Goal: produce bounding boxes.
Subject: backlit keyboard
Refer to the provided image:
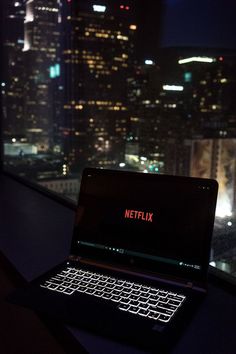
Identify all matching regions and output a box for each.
[40,267,186,323]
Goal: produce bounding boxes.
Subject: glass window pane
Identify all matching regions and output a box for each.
[2,0,236,279]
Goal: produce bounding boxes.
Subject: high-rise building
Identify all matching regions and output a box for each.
[23,0,62,151]
[62,0,136,173]
[2,0,25,140]
[127,59,189,175]
[176,53,236,139]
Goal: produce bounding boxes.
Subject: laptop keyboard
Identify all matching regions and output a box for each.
[40,267,186,323]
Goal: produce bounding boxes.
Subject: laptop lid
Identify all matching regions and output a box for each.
[71,168,218,289]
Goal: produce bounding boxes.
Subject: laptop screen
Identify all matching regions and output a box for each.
[71,168,218,285]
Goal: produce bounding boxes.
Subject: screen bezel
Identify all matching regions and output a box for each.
[71,168,218,285]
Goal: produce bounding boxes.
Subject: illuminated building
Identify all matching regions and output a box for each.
[62,0,136,172]
[176,53,236,139]
[127,60,187,175]
[2,0,25,139]
[23,0,62,151]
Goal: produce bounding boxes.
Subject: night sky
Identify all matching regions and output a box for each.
[136,0,236,60]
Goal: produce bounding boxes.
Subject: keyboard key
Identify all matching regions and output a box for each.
[123,287,131,294]
[119,303,130,311]
[160,302,178,311]
[132,284,141,290]
[117,280,125,286]
[63,288,74,295]
[148,299,158,307]
[102,293,112,300]
[56,286,66,292]
[159,314,171,323]
[138,308,149,317]
[148,311,159,320]
[111,295,120,302]
[124,282,133,288]
[139,296,148,304]
[85,288,95,295]
[140,286,150,292]
[70,284,79,290]
[168,299,181,307]
[149,288,159,295]
[130,294,139,301]
[47,283,59,290]
[120,297,131,304]
[129,300,139,307]
[128,306,139,314]
[131,290,140,296]
[154,306,173,316]
[139,302,149,310]
[77,285,86,293]
[159,291,168,298]
[149,294,160,301]
[94,290,103,297]
[62,281,71,287]
[95,285,103,291]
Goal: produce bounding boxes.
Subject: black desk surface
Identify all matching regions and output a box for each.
[0,173,235,354]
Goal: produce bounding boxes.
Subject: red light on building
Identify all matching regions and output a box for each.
[120,5,130,10]
[219,56,224,61]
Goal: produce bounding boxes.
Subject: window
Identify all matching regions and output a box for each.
[2,0,236,280]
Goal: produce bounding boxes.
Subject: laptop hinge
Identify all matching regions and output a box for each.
[68,255,207,293]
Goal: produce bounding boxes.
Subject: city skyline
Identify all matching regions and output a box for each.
[2,0,236,276]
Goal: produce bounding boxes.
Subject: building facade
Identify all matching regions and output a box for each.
[62,1,136,173]
[23,0,62,151]
[2,0,25,140]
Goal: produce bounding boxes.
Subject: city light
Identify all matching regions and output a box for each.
[49,63,61,78]
[215,197,232,218]
[25,9,34,23]
[145,59,154,65]
[163,85,184,91]
[62,164,68,175]
[178,57,215,64]
[184,72,192,82]
[129,25,137,30]
[119,163,126,167]
[120,5,130,10]
[23,39,30,52]
[93,5,106,12]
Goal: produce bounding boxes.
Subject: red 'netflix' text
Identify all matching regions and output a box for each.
[124,209,153,222]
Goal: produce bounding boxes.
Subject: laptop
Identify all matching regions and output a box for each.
[9,167,218,352]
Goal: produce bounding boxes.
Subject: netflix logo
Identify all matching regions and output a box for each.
[124,209,153,222]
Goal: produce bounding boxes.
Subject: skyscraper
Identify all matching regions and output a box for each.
[2,0,25,139]
[23,0,62,151]
[62,0,136,173]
